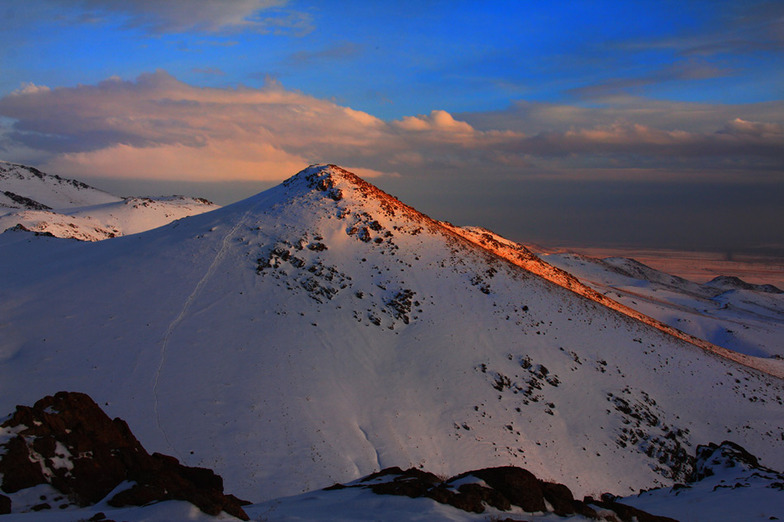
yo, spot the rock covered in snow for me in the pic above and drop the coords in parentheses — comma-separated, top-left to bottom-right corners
(703, 275, 782, 294)
(0, 392, 249, 519)
(692, 440, 780, 481)
(623, 440, 784, 521)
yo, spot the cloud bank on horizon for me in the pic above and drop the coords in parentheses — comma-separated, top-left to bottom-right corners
(2, 70, 782, 184)
(0, 0, 782, 250)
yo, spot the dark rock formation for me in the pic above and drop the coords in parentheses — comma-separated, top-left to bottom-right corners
(2, 190, 52, 210)
(0, 391, 249, 520)
(4, 223, 57, 237)
(540, 480, 581, 516)
(334, 465, 676, 521)
(458, 466, 545, 512)
(365, 466, 442, 498)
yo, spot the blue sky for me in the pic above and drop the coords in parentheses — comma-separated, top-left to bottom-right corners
(0, 0, 782, 251)
(4, 1, 781, 116)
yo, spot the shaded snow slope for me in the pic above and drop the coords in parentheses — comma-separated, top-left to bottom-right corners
(1, 165, 782, 504)
(537, 252, 784, 361)
(0, 161, 120, 209)
(0, 161, 218, 240)
(0, 196, 219, 241)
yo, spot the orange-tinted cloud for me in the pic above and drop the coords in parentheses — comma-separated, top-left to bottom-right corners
(394, 110, 475, 135)
(0, 71, 397, 180)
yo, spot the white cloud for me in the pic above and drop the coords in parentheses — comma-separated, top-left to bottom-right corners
(721, 118, 784, 138)
(13, 83, 51, 95)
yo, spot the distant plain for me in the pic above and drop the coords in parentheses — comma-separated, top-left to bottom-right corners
(536, 246, 784, 288)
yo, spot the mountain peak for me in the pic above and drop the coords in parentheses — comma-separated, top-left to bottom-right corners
(258, 163, 456, 247)
(287, 163, 373, 190)
(283, 164, 356, 203)
(283, 164, 411, 217)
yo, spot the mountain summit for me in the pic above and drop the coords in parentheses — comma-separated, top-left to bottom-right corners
(1, 165, 782, 503)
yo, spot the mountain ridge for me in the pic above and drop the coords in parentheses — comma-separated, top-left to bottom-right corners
(0, 160, 121, 209)
(292, 165, 784, 378)
(0, 160, 218, 240)
(537, 251, 784, 361)
(445, 225, 784, 378)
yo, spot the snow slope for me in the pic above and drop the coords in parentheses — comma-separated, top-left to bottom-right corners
(0, 161, 218, 240)
(536, 253, 784, 361)
(0, 161, 121, 210)
(1, 165, 782, 505)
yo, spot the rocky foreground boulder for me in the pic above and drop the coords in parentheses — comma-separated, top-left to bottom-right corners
(0, 391, 249, 519)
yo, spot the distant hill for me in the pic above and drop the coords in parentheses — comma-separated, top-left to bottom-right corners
(0, 161, 218, 240)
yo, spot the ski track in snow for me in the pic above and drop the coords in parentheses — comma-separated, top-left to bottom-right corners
(358, 424, 382, 472)
(152, 203, 256, 457)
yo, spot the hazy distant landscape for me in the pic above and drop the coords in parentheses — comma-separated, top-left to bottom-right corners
(539, 246, 784, 288)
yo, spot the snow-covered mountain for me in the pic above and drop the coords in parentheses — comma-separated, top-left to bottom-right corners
(0, 161, 218, 240)
(0, 161, 121, 210)
(535, 252, 784, 360)
(1, 165, 782, 509)
(443, 226, 784, 378)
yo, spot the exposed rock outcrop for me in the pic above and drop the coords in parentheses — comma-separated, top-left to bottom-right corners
(0, 391, 249, 519)
(330, 465, 678, 521)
